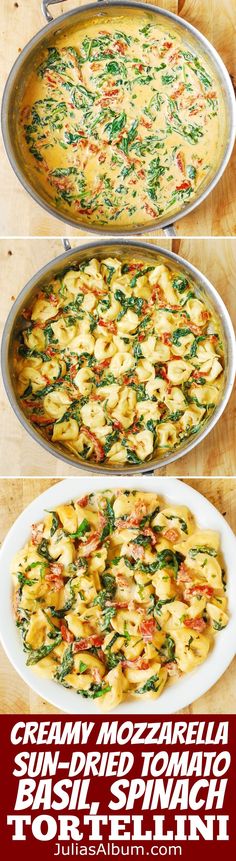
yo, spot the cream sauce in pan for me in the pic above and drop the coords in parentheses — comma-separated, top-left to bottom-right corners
(18, 14, 221, 228)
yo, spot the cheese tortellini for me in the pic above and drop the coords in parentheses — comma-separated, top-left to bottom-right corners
(13, 256, 225, 466)
(12, 489, 228, 711)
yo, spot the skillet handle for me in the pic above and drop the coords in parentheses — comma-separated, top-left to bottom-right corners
(143, 469, 155, 474)
(42, 0, 105, 23)
(42, 0, 68, 23)
(163, 224, 177, 237)
(62, 238, 72, 251)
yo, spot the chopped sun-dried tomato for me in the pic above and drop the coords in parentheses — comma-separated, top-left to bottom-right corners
(60, 624, 74, 643)
(140, 617, 156, 641)
(163, 528, 180, 543)
(184, 618, 207, 632)
(73, 635, 104, 652)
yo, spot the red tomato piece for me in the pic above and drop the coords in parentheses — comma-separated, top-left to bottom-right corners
(165, 662, 180, 677)
(79, 532, 101, 557)
(192, 370, 207, 379)
(144, 203, 157, 218)
(45, 347, 56, 357)
(60, 624, 74, 643)
(104, 88, 119, 96)
(129, 543, 145, 560)
(78, 495, 89, 508)
(114, 40, 126, 54)
(31, 523, 44, 546)
(123, 658, 150, 670)
(176, 562, 193, 583)
(93, 358, 111, 373)
(163, 528, 180, 543)
(46, 75, 56, 85)
(80, 427, 105, 463)
(122, 375, 137, 385)
(184, 618, 207, 632)
(176, 151, 185, 173)
(112, 420, 124, 431)
(176, 181, 191, 191)
(89, 143, 100, 153)
(98, 319, 117, 334)
(140, 617, 156, 641)
(128, 264, 144, 272)
(45, 574, 64, 592)
(30, 415, 54, 426)
(142, 527, 158, 547)
(116, 574, 130, 587)
(106, 601, 129, 609)
(49, 563, 64, 577)
(189, 585, 214, 598)
(171, 83, 185, 99)
(73, 635, 104, 652)
(161, 332, 172, 345)
(22, 306, 32, 320)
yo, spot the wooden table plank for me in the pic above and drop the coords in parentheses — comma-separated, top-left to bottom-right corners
(0, 237, 235, 477)
(0, 477, 235, 714)
(0, 0, 235, 237)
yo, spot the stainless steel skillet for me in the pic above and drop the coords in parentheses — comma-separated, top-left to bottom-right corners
(1, 0, 236, 236)
(1, 237, 235, 474)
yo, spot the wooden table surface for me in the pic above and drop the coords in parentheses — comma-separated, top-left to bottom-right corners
(0, 237, 235, 477)
(1, 0, 235, 237)
(0, 477, 235, 714)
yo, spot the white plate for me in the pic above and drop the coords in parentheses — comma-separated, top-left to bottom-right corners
(0, 476, 235, 714)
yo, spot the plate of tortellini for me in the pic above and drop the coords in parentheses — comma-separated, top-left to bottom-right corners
(0, 476, 235, 713)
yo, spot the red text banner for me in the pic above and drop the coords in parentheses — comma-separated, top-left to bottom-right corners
(0, 714, 235, 860)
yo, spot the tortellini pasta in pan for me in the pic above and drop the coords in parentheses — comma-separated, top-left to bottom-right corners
(12, 489, 228, 711)
(13, 256, 225, 466)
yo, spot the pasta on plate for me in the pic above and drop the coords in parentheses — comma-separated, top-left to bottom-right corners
(13, 255, 225, 467)
(12, 489, 228, 711)
(18, 13, 221, 229)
